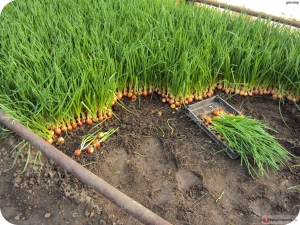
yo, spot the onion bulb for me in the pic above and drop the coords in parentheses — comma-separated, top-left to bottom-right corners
(200, 114, 206, 120)
(213, 109, 220, 116)
(74, 149, 81, 156)
(98, 132, 105, 139)
(54, 127, 61, 135)
(46, 138, 54, 145)
(93, 140, 100, 148)
(205, 117, 212, 124)
(86, 118, 93, 125)
(127, 92, 133, 99)
(131, 95, 137, 102)
(87, 146, 95, 154)
(56, 137, 65, 146)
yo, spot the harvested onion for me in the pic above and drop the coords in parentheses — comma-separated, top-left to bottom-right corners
(56, 137, 65, 146)
(97, 132, 105, 139)
(93, 140, 100, 148)
(87, 146, 95, 154)
(205, 117, 212, 124)
(74, 149, 81, 156)
(213, 109, 220, 116)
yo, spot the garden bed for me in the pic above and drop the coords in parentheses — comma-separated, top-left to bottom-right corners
(0, 92, 299, 225)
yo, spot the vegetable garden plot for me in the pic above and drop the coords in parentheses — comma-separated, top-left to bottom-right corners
(0, 0, 299, 224)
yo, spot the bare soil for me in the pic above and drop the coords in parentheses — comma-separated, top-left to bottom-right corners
(0, 91, 300, 225)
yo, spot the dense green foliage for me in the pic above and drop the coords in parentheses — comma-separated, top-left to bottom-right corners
(0, 0, 299, 139)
